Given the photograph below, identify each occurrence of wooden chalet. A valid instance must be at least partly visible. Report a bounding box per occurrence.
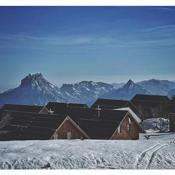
[114,107,143,132]
[78,109,141,140]
[0,111,64,141]
[131,94,170,119]
[50,108,141,140]
[0,102,142,141]
[52,116,90,139]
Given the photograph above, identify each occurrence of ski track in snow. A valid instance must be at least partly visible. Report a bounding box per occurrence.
[135,143,168,169]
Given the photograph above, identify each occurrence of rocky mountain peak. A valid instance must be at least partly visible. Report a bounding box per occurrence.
[123,79,135,89]
[20,73,47,88]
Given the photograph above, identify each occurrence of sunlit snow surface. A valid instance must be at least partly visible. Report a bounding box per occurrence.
[0,133,175,169]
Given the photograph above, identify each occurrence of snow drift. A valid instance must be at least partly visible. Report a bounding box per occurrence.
[0,133,175,169]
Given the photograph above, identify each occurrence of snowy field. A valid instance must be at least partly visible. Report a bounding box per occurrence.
[0,133,175,169]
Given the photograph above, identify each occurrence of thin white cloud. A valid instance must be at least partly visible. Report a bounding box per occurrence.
[144,24,175,33]
[1,27,175,49]
[0,33,122,48]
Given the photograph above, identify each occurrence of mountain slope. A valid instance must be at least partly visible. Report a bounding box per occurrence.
[60,81,114,105]
[138,79,175,95]
[0,73,66,105]
[102,80,150,100]
[0,74,114,106]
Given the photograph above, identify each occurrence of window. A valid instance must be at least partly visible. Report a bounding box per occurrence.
[67,131,72,139]
[128,117,131,132]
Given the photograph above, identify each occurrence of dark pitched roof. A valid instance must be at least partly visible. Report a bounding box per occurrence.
[67,103,88,108]
[45,102,67,115]
[91,98,139,116]
[45,102,126,121]
[0,111,64,141]
[66,107,95,121]
[1,104,43,113]
[78,110,128,139]
[45,102,88,115]
[131,94,170,103]
[91,98,129,109]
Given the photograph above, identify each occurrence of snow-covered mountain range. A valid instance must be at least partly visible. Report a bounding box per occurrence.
[0,73,66,105]
[102,79,150,100]
[0,73,175,106]
[60,81,114,105]
[138,79,175,96]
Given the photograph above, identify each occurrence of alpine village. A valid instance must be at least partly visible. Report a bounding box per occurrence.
[0,74,175,141]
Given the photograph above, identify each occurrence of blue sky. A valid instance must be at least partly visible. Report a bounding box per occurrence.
[0,6,175,91]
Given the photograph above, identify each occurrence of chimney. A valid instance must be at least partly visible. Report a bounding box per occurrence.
[97,105,101,118]
[48,108,54,115]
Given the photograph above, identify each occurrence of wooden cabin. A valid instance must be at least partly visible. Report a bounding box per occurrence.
[79,109,141,140]
[114,107,143,132]
[0,104,142,141]
[78,108,141,139]
[0,111,64,141]
[52,116,89,139]
[131,94,170,120]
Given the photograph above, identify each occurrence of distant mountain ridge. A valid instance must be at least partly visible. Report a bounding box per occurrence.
[102,79,150,100]
[60,81,114,105]
[138,79,175,95]
[0,73,116,106]
[0,73,175,106]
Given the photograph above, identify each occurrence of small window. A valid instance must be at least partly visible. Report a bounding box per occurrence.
[67,131,72,139]
[127,117,132,132]
[127,124,130,132]
[128,123,132,132]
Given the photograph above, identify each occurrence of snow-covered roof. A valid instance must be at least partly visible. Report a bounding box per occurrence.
[115,107,141,124]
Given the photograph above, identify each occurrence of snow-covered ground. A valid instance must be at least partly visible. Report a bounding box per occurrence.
[0,133,175,169]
